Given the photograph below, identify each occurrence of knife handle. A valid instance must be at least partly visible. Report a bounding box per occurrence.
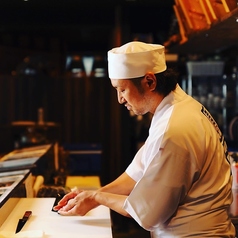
[22,211,32,220]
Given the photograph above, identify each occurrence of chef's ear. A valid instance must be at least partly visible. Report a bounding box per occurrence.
[145,72,156,91]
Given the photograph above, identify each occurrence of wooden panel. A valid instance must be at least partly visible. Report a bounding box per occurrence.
[205,0,237,19]
[221,0,237,12]
[177,0,211,31]
[202,0,219,21]
[199,0,217,23]
[173,4,189,44]
[169,7,238,54]
[205,0,228,18]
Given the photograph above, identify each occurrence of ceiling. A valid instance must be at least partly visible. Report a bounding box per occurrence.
[0,0,176,52]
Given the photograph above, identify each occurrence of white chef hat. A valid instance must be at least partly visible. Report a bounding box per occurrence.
[107,41,167,79]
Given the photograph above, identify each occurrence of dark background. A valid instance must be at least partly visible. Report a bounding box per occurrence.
[0,0,177,183]
[0,1,238,236]
[0,2,177,234]
[0,0,175,52]
[0,0,237,185]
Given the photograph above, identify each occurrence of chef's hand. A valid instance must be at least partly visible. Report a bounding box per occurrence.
[53,190,99,216]
[53,191,78,211]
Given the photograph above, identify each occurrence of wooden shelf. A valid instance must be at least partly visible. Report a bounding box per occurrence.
[168,7,238,55]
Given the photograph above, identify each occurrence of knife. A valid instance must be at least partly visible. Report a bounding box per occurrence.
[15,211,32,233]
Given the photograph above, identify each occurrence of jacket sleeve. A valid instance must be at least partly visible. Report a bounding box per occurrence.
[123,141,199,231]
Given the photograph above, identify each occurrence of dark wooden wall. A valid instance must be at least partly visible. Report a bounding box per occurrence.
[0,67,135,186]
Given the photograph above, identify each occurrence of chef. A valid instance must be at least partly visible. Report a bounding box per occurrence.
[54,41,235,237]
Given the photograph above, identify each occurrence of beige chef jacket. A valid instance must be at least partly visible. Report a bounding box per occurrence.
[124,84,235,237]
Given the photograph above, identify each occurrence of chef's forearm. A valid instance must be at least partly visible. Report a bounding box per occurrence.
[94,191,131,217]
[99,172,136,195]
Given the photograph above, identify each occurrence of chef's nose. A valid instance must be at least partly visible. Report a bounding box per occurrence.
[117,91,125,104]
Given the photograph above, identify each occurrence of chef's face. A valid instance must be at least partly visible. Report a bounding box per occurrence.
[110,77,150,115]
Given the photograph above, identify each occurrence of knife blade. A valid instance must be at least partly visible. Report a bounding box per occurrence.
[15,211,32,233]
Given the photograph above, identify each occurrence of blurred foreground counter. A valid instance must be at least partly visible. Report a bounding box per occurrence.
[0,144,56,207]
[0,198,112,238]
[0,143,112,237]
